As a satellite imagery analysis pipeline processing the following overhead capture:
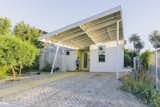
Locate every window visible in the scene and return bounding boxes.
[99,54,105,62]
[98,45,105,62]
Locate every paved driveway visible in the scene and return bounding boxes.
[0,72,146,107]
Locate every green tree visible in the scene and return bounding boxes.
[149,30,160,48]
[135,41,144,54]
[129,34,144,54]
[14,21,44,48]
[0,35,39,80]
[0,17,11,35]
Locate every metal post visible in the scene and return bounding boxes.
[155,49,158,89]
[50,45,59,75]
[116,20,120,79]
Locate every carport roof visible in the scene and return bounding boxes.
[39,6,124,49]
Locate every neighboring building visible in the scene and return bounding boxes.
[39,6,125,74]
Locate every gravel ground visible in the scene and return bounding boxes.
[0,72,147,107]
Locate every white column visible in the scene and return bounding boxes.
[116,20,120,79]
[155,49,158,89]
[50,45,59,75]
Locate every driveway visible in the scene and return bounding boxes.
[0,72,146,107]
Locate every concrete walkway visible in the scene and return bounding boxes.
[0,72,147,107]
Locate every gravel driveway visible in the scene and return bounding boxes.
[0,72,147,107]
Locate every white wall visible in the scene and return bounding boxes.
[90,43,124,72]
[61,50,77,72]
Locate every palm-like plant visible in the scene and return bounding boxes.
[149,30,160,48]
[135,41,144,54]
[129,34,143,54]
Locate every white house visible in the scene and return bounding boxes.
[39,6,124,78]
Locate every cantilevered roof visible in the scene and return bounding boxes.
[39,6,124,49]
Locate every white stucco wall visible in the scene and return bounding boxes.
[61,50,77,72]
[90,42,124,72]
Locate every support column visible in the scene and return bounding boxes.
[50,45,59,75]
[116,20,120,79]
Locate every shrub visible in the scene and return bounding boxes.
[121,75,160,106]
[0,65,9,79]
[153,91,160,107]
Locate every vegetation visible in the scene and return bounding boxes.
[121,75,160,107]
[14,21,44,48]
[124,49,137,67]
[0,17,45,80]
[0,17,11,35]
[0,65,9,79]
[122,31,160,107]
[129,34,144,55]
[0,35,39,80]
[149,30,160,48]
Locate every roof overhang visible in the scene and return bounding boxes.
[39,6,124,49]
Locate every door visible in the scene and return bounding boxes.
[82,52,89,71]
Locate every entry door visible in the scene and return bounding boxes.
[82,52,88,71]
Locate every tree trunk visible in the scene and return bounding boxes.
[19,64,23,77]
[11,65,16,80]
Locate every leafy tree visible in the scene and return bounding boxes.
[130,34,140,50]
[129,34,144,54]
[14,22,45,71]
[0,35,39,80]
[149,30,160,48]
[0,17,11,35]
[135,41,144,54]
[14,21,44,48]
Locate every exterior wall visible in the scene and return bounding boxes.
[39,45,62,71]
[61,50,77,72]
[40,42,124,73]
[90,42,124,72]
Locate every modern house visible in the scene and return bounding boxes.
[39,6,124,78]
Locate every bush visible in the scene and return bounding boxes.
[0,65,9,79]
[153,91,160,107]
[121,75,160,106]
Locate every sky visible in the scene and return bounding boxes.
[0,0,160,50]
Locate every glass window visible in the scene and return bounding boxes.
[99,54,105,62]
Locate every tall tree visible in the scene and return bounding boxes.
[0,17,11,35]
[129,34,143,54]
[129,34,140,50]
[149,30,160,48]
[135,41,144,54]
[14,22,44,48]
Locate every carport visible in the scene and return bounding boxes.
[39,6,124,79]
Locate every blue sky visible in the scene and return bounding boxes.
[0,0,160,50]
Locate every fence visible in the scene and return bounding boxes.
[133,52,160,90]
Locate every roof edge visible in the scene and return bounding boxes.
[39,6,122,41]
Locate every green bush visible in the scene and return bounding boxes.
[153,91,160,107]
[0,65,9,79]
[121,75,160,106]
